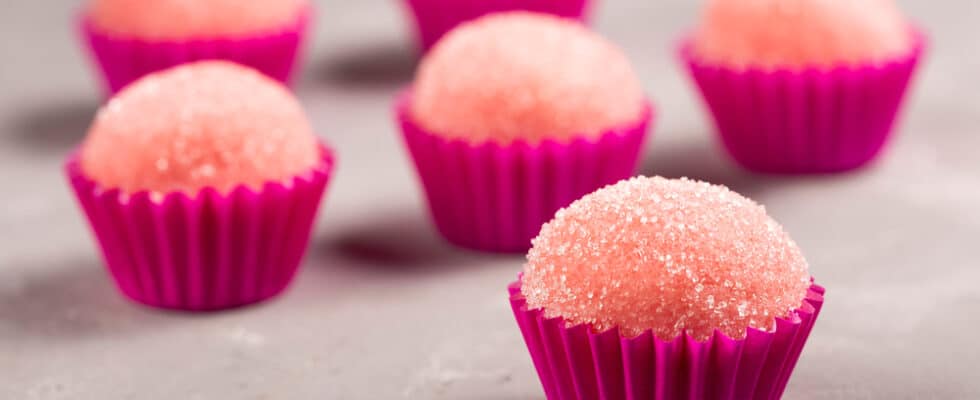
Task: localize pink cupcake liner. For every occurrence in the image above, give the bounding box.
[396,94,653,253]
[80,7,311,94]
[509,278,825,400]
[681,33,925,173]
[65,148,334,311]
[403,0,592,51]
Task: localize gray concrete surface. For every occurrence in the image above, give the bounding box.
[1,0,978,399]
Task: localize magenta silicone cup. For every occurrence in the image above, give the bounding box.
[397,93,652,253]
[79,7,311,94]
[681,32,925,174]
[403,0,591,51]
[65,147,333,311]
[510,278,825,400]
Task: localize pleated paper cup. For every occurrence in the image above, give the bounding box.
[66,147,334,311]
[510,279,824,400]
[397,93,653,253]
[80,6,311,94]
[681,32,925,173]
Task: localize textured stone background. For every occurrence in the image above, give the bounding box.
[1,0,978,398]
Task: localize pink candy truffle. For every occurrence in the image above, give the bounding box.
[86,0,309,40]
[692,0,913,69]
[80,61,320,195]
[410,12,646,144]
[521,176,812,340]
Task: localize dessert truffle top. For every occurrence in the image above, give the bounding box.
[87,0,308,40]
[410,11,646,144]
[691,0,913,69]
[521,176,812,340]
[80,61,321,195]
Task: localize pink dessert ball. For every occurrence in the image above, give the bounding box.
[80,61,321,195]
[86,0,309,40]
[692,0,914,69]
[410,12,646,144]
[521,176,812,340]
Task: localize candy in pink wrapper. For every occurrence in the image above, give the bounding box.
[511,176,824,399]
[67,62,333,310]
[397,13,653,252]
[681,37,924,173]
[680,0,925,173]
[403,0,591,51]
[79,2,311,94]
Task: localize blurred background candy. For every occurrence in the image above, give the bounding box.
[397,12,652,252]
[680,0,925,173]
[402,0,593,51]
[67,61,334,310]
[80,0,312,93]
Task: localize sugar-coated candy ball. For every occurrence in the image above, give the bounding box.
[521,176,812,340]
[411,11,646,144]
[692,0,913,69]
[81,61,320,195]
[87,0,308,40]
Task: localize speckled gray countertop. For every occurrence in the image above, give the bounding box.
[1,0,979,399]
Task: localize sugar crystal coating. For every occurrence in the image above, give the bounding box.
[87,0,308,40]
[692,0,913,69]
[521,176,811,340]
[411,12,646,144]
[80,61,320,195]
